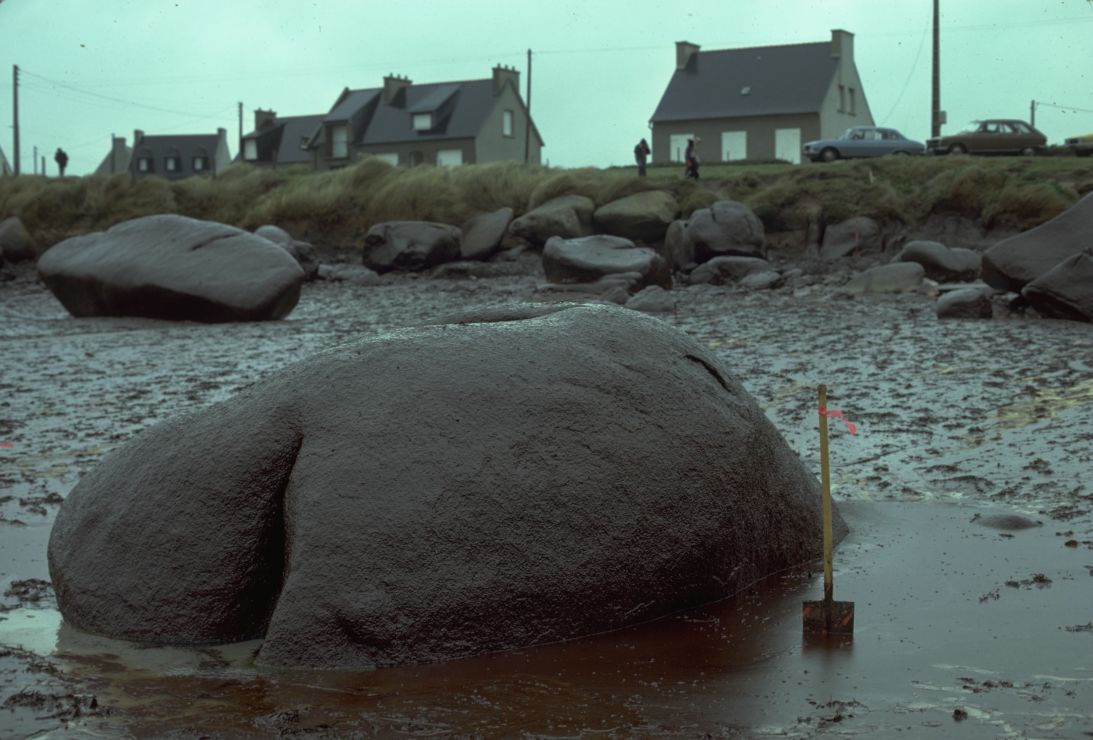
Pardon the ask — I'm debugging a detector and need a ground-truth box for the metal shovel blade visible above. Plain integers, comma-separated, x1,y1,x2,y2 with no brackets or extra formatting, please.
802,598,855,635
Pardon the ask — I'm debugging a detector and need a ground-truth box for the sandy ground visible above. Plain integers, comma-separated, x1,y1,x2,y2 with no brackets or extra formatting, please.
1,261,1091,738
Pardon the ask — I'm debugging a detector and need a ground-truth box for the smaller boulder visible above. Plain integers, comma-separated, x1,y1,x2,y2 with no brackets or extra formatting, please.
543,235,670,292
625,285,677,313
685,200,766,262
686,256,772,286
593,191,679,243
821,216,882,260
0,217,40,262
255,225,319,281
664,219,691,270
843,262,924,294
363,221,461,273
1021,251,1093,322
936,288,993,319
894,240,980,282
739,270,782,291
318,264,383,286
509,195,595,245
535,274,636,305
461,208,514,261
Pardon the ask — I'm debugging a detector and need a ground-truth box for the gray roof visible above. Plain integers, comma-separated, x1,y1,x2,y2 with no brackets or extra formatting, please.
651,41,838,122
131,134,220,180
359,79,497,145
243,114,324,165
325,89,379,123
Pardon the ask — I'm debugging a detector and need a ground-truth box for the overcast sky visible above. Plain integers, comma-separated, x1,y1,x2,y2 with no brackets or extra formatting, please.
1,0,1091,176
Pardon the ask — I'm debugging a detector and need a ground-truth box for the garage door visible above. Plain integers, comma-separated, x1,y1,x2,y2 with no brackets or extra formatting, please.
775,128,801,164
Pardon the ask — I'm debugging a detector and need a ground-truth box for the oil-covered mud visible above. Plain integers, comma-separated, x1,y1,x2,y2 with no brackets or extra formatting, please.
2,262,1091,737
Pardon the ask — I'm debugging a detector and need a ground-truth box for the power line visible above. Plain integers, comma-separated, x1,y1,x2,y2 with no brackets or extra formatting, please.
1036,101,1093,115
879,9,932,125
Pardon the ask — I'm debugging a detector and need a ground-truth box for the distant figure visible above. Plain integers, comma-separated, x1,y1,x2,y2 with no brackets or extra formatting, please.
684,138,700,180
54,148,69,177
634,138,651,176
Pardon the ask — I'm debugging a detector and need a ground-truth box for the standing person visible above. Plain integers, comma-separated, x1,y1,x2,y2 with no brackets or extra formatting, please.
684,138,700,180
54,148,69,177
634,138,651,176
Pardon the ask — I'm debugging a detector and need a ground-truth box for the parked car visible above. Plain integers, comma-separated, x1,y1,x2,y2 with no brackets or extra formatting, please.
802,126,925,162
926,120,1046,156
1064,133,1093,157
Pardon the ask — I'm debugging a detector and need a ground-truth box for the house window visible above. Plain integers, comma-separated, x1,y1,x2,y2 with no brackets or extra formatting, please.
373,153,399,166
331,125,349,158
412,114,432,131
165,156,181,172
137,157,152,172
408,151,425,166
838,84,846,112
503,110,514,137
243,139,258,161
437,149,463,167
849,88,856,115
193,156,207,171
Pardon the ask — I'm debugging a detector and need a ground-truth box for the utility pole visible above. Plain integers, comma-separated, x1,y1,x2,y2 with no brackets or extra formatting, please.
1030,99,1036,127
524,49,532,164
32,145,37,174
238,101,243,161
931,0,941,138
13,64,20,175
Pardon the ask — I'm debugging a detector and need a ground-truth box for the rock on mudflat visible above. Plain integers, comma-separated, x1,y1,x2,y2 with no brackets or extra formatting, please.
48,303,843,670
1022,251,1093,322
460,208,514,260
894,240,980,283
255,224,320,281
686,256,772,286
936,287,993,319
0,216,40,262
843,262,925,294
820,216,882,260
509,195,594,244
37,215,304,322
678,200,766,264
362,221,461,273
981,192,1093,291
543,235,670,292
592,190,679,243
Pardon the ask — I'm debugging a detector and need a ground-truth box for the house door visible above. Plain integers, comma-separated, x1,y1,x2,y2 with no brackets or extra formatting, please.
775,128,801,164
721,131,747,162
668,134,693,163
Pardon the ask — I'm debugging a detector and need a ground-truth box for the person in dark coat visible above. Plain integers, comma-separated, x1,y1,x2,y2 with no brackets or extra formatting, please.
54,148,69,177
634,138,651,176
684,138,700,180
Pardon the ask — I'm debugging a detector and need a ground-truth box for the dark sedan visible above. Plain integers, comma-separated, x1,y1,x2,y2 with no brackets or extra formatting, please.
802,127,925,162
927,119,1046,155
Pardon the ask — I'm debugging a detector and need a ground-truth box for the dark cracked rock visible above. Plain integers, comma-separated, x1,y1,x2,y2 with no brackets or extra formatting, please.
48,302,842,670
37,215,304,322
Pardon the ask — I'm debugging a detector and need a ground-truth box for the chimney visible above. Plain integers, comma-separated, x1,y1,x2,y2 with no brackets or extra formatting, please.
831,29,853,60
676,41,700,71
383,74,412,105
492,64,520,95
254,108,277,130
109,134,127,174
133,129,145,146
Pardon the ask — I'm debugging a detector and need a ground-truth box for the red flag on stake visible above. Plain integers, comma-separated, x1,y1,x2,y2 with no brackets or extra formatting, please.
819,407,857,435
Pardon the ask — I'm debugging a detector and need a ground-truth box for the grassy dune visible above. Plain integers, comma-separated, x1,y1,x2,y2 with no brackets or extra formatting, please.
1,156,1090,252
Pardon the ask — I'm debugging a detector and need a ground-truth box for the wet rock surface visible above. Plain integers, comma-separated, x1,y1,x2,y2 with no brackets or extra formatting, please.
1022,251,1093,323
254,224,320,281
36,214,305,322
48,302,835,669
894,240,981,282
508,195,594,244
460,207,514,260
592,190,679,243
677,200,766,263
820,216,881,259
0,216,40,263
361,220,462,273
542,235,671,292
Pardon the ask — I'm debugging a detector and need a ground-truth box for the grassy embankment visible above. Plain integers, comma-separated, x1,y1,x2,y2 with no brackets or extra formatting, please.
1,156,1090,254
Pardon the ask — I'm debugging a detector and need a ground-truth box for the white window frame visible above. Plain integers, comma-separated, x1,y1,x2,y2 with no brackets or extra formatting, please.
503,110,514,137
331,125,349,158
243,139,258,161
436,149,463,167
412,113,433,131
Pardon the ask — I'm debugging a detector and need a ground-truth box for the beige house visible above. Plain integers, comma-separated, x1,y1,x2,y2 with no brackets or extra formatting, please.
300,66,543,169
650,30,874,165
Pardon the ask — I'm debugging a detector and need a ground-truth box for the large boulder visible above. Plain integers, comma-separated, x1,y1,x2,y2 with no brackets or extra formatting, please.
509,195,595,244
820,216,882,259
255,224,319,281
981,193,1093,291
48,303,843,669
543,235,670,292
37,215,304,322
0,216,40,262
936,287,993,319
362,221,461,273
460,207,514,261
894,240,981,282
681,200,766,263
592,191,679,243
1021,251,1093,322
842,262,925,294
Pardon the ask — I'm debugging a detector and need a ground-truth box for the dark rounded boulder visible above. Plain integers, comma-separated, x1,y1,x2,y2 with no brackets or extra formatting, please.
936,287,993,320
683,200,766,263
460,207,514,261
894,240,981,283
543,234,671,291
37,215,304,322
48,303,843,670
362,221,461,273
255,224,320,281
820,216,882,260
1021,251,1093,322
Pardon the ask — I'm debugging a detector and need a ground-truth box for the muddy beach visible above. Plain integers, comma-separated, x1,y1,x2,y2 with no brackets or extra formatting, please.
1,260,1091,738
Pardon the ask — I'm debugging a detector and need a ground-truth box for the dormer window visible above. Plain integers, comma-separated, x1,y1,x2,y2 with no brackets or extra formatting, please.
412,113,432,131
165,156,181,172
193,156,207,172
137,156,153,173
243,139,258,161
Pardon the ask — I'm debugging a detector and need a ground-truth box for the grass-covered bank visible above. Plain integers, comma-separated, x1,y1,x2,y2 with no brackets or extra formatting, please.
2,156,1091,253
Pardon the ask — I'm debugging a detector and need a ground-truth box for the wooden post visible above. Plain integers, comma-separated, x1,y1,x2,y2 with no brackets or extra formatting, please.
818,384,833,604
931,0,941,137
13,65,20,175
524,49,532,164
